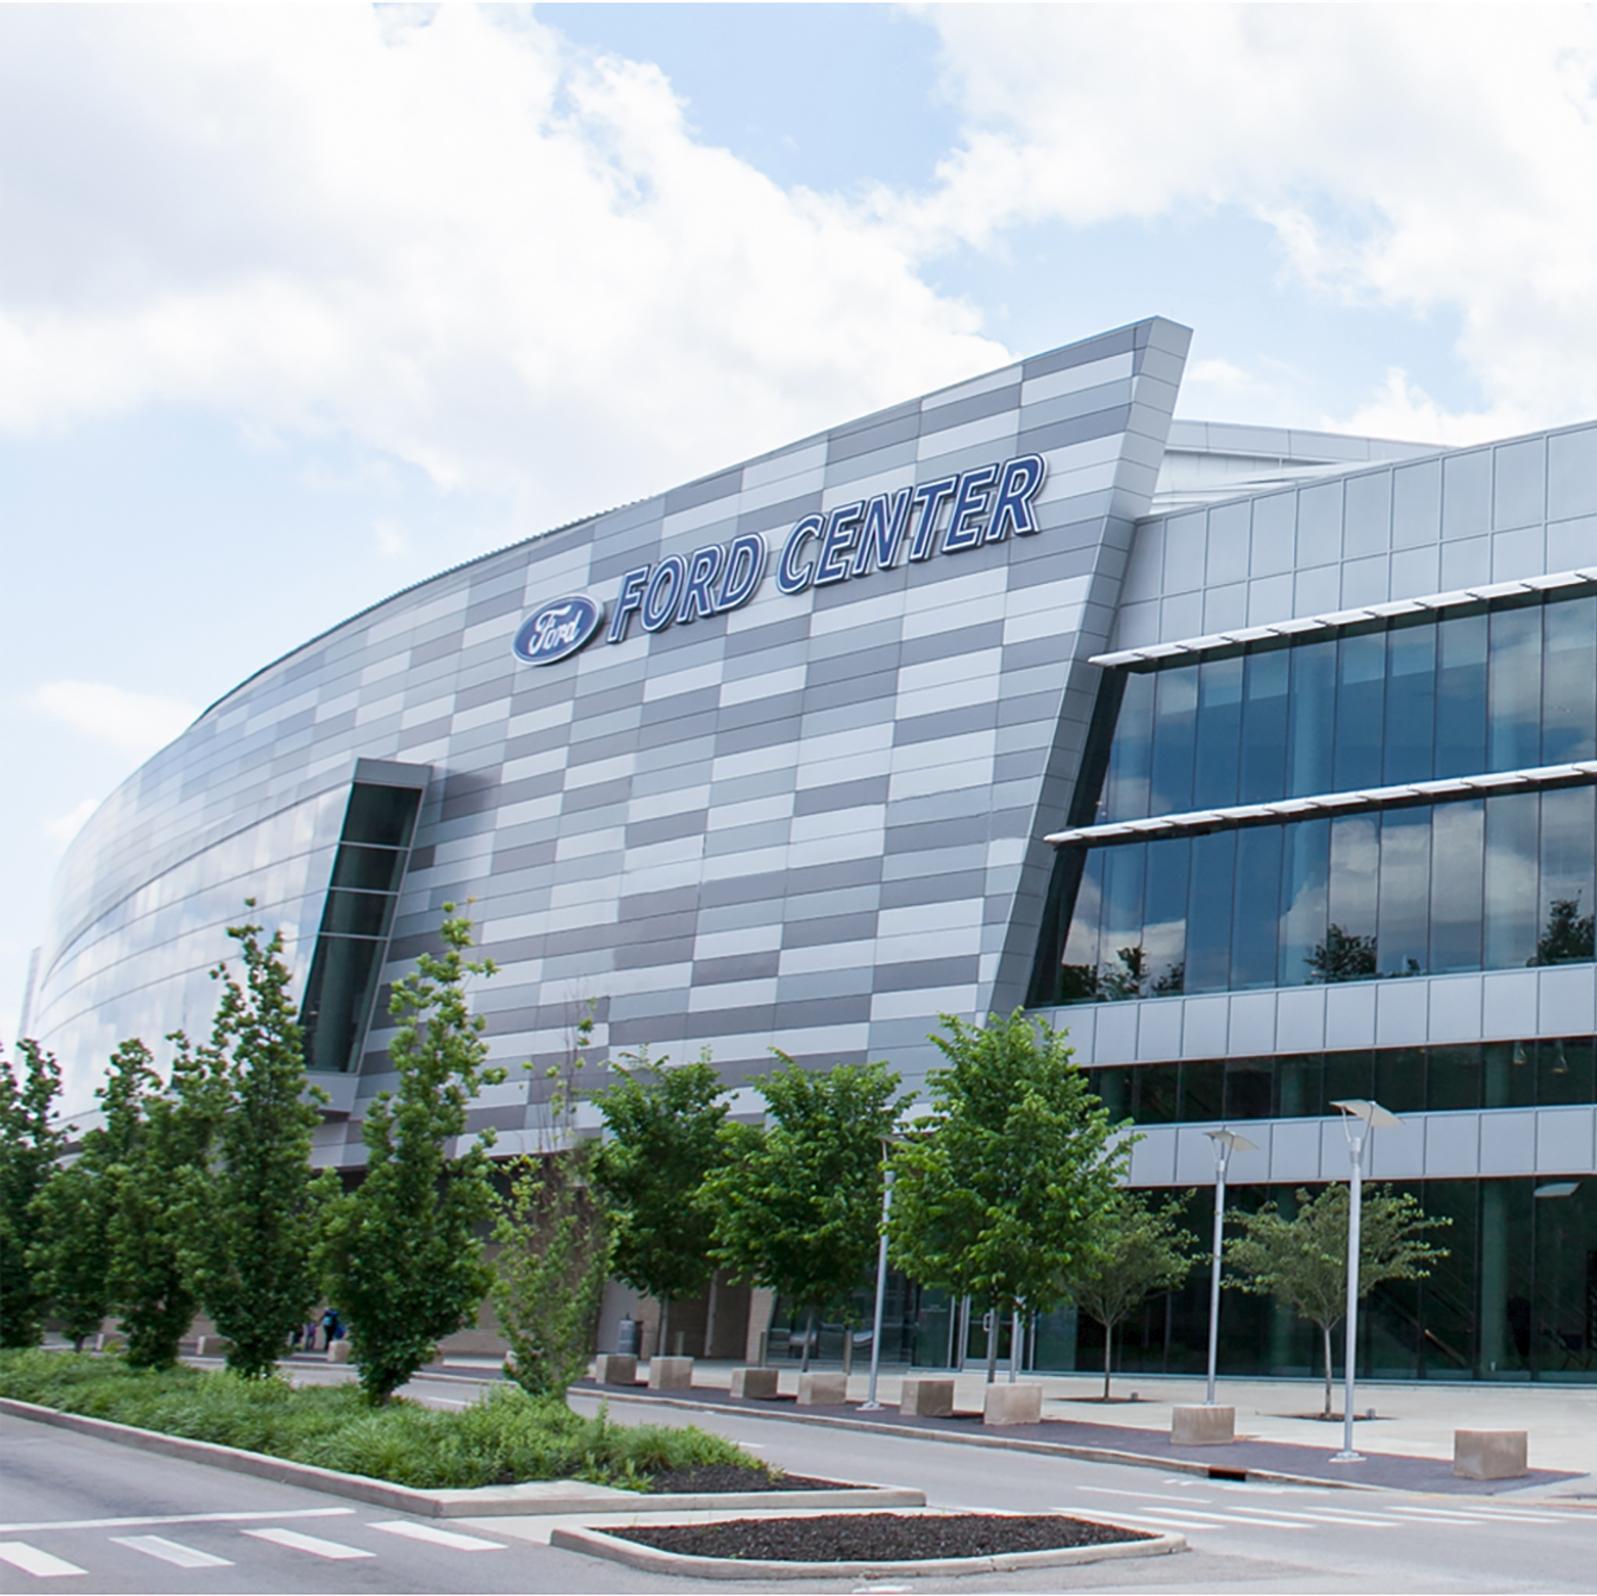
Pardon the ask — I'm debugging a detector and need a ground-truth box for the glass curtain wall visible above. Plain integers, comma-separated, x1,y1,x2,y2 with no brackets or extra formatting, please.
1031,785,1595,1005
1085,590,1596,827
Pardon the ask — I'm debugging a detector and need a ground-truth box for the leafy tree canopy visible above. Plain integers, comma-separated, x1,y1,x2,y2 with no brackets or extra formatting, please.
0,1040,69,1347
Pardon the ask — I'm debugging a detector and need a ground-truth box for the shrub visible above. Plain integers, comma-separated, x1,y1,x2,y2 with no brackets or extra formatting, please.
0,1351,761,1491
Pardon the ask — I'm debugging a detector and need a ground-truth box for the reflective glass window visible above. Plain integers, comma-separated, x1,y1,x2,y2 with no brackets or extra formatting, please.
1377,807,1431,978
1276,1052,1325,1117
1238,647,1290,803
1323,815,1380,981
1098,843,1147,999
1324,1048,1375,1105
1484,792,1541,969
301,937,383,1075
1534,785,1596,965
1384,622,1437,784
1434,609,1488,778
1537,1036,1595,1108
1488,602,1543,772
1193,655,1244,811
1224,1058,1275,1119
1278,817,1330,987
1057,849,1105,1001
1334,630,1386,790
1185,831,1237,993
1142,836,1189,996
1149,667,1198,816
1427,1045,1483,1112
331,844,406,892
1542,594,1597,764
342,783,421,848
1374,1045,1426,1115
1104,670,1155,821
1130,1063,1179,1124
1180,1060,1223,1122
1231,826,1283,988
322,889,393,939
1287,639,1336,796
1430,798,1485,973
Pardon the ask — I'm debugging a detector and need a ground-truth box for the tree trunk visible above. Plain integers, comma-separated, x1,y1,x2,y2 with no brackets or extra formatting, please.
1322,1323,1334,1418
1103,1320,1114,1400
801,1307,816,1373
984,1306,999,1385
658,1297,671,1361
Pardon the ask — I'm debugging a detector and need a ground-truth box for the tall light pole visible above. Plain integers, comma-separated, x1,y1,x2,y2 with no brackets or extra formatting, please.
1202,1127,1257,1405
1328,1098,1400,1463
860,1140,897,1412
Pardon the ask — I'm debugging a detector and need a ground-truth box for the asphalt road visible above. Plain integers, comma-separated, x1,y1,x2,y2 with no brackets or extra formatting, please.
3,1366,1596,1594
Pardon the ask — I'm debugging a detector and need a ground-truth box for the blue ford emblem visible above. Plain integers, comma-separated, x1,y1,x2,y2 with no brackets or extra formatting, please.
512,594,605,665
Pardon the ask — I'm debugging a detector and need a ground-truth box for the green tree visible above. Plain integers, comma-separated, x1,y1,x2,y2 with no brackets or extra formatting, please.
0,1040,69,1347
109,1034,229,1368
185,914,325,1378
1306,925,1378,983
592,1051,729,1357
707,1056,907,1372
492,1009,612,1399
31,1040,159,1351
889,1010,1130,1382
316,906,504,1404
1530,896,1595,965
1226,1184,1450,1416
1064,1189,1201,1398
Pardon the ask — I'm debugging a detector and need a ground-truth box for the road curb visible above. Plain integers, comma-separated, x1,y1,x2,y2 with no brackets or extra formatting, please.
549,1518,1185,1580
566,1385,1389,1492
0,1397,923,1518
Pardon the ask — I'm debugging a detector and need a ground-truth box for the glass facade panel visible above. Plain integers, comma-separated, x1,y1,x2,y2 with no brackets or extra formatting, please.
1141,836,1189,996
1231,826,1282,988
1384,622,1437,784
1542,594,1597,764
1287,638,1336,796
1334,629,1387,790
1435,609,1489,778
1149,668,1197,816
1484,792,1540,969
1238,648,1290,803
1098,843,1146,999
1534,784,1596,965
1277,817,1330,986
342,782,421,849
1325,814,1380,981
1185,831,1236,993
1430,799,1484,973
1487,601,1543,773
1104,669,1154,822
1192,655,1243,810
1377,807,1431,978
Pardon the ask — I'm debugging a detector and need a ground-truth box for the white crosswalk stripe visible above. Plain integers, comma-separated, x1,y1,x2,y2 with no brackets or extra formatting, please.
111,1535,233,1569
367,1521,506,1551
1221,1505,1398,1528
0,1542,86,1578
243,1527,375,1560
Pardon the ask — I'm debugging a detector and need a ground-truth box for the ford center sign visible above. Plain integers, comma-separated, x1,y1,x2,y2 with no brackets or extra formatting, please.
511,451,1047,663
511,594,605,665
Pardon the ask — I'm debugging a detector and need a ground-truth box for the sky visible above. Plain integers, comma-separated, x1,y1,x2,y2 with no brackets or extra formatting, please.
5,1,1597,1055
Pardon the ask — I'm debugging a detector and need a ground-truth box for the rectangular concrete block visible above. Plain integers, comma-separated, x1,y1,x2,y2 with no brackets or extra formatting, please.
593,1353,637,1386
1454,1428,1528,1479
730,1366,780,1399
982,1383,1042,1426
327,1339,352,1364
647,1355,694,1391
1171,1404,1235,1445
899,1377,955,1417
797,1371,848,1406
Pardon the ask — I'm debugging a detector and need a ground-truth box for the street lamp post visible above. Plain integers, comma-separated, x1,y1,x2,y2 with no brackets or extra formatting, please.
1202,1127,1257,1405
860,1149,896,1412
1328,1098,1401,1463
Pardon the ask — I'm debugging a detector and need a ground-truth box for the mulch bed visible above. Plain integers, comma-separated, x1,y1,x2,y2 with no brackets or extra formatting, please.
610,1512,1153,1562
643,1464,844,1493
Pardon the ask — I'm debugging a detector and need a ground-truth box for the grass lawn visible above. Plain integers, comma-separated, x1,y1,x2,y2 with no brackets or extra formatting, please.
0,1349,764,1491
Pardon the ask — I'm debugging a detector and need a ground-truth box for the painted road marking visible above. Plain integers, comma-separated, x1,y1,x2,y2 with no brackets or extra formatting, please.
1222,1505,1396,1528
367,1521,506,1551
1103,1512,1221,1534
111,1536,233,1569
0,1542,87,1578
1134,1506,1312,1529
0,1508,354,1535
1079,1485,1210,1504
243,1527,375,1560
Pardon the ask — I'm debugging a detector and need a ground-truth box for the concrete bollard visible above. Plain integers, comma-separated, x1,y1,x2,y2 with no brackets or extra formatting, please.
647,1355,695,1391
193,1336,208,1358
328,1339,352,1364
1171,1405,1236,1445
1454,1429,1528,1480
796,1371,848,1406
593,1353,638,1386
982,1383,1043,1426
898,1377,956,1417
730,1366,780,1399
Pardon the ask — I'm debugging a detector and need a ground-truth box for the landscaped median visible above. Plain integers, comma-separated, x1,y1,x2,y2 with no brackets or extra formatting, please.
3,1347,917,1524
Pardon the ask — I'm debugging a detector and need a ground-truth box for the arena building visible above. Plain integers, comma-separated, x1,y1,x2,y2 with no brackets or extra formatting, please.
26,317,1597,1383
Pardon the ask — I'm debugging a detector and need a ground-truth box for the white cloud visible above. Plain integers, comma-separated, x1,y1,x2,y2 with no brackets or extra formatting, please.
0,6,1007,535
43,798,100,850
33,681,197,757
905,5,1597,439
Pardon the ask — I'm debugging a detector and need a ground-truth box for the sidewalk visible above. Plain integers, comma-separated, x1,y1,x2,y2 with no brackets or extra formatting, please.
561,1360,1597,1491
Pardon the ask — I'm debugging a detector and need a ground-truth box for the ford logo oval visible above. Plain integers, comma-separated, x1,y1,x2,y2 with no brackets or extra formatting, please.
512,594,605,666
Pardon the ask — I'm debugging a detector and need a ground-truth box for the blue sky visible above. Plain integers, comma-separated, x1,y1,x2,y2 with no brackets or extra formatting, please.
5,2,1597,1054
